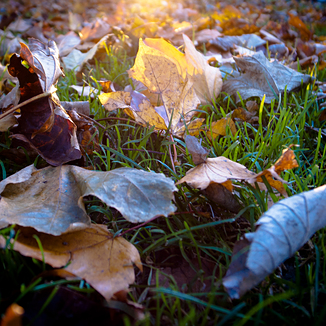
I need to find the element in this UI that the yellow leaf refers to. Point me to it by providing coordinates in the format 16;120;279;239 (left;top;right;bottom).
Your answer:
208;117;237;140
99;91;132;111
128;38;200;132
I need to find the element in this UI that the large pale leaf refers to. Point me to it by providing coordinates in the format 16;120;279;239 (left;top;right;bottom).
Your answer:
222;51;312;103
0;165;176;235
0;224;142;301
183;34;223;103
223;185;326;299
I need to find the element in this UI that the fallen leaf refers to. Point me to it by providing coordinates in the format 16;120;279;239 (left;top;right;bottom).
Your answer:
0;164;177;235
7;18;32;33
183;34;223;104
128;38;200;130
61;101;90;116
176;156;256;190
7;40;81;166
79;18;111;42
177;139;297;196
222;51;312;103
288;12;312;41
62;35;109;72
0;224;142;301
223;184;326;299
56;31;81;57
185;134;209;165
208;117;237;139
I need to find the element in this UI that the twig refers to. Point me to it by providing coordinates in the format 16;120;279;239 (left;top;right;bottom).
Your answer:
0;91;53;121
112;147;164;155
78;112;106;130
118;211;209;237
118;215;162;237
96;116;145;127
168;142;176;173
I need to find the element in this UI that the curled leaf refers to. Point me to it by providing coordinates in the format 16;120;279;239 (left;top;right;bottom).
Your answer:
223;185;326;299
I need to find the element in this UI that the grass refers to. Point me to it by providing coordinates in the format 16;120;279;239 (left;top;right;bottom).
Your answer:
1;38;326;325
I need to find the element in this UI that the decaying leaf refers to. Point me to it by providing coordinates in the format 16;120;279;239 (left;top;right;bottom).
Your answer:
185;134;209;165
223;184;326;299
7;39;81;166
0;224;142;301
222;51;312;103
0;164;177;235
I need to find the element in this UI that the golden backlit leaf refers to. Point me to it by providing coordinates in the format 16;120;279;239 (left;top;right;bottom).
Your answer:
0;225;142;301
183;34;223;104
253;147;299;196
126;38;200;134
99;91;132;111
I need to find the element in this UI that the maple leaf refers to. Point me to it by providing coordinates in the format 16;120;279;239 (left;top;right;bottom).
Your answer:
127;38;200;132
0;164;177;235
0;224;142;301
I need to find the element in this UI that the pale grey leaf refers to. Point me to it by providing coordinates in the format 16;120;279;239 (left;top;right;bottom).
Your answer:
222;51;312;103
223;185;326;299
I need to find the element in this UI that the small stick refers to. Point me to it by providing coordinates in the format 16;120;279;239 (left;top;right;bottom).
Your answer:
0;91;53;121
96;116;144;127
168;142;176;173
78;112;106;130
112;147;164;155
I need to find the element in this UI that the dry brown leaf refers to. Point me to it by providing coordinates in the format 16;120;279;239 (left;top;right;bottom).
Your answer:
177;138;298;197
0;225;142;301
253;147;299;196
176;156;257;190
